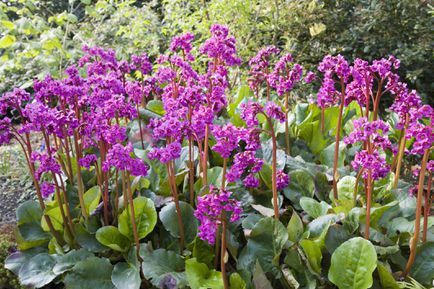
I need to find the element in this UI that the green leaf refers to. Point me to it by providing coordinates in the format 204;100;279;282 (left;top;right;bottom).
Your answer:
333;176;357;201
329;237;377;289
410;242;434;286
185;258;223;289
96;226;131;252
252;261;273;289
159;201;198;244
300;197;330;218
1;20;14;30
64;257;115;289
16;201;50;248
53;249;93;274
240;217;288;276
320;141;346;168
118;196;157;240
325;225;353;254
18;253;56;288
283;169;315;206
300;239;322;274
146;100;165;115
191;237;215;267
83;186;101;214
377;262;400;289
287;211;304;243
140;247;186;287
309;22;326;37
230;273;246;289
74;223;107;253
111;262;141;289
0;34;16;48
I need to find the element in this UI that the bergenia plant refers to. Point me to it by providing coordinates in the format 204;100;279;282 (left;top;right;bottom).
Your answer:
1;24;433;289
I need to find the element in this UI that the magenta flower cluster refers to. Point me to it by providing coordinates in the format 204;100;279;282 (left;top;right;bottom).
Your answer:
194;186;242;245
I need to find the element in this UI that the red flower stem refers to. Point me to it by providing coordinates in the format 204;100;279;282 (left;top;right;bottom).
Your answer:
320;107;325;134
354;168;364;206
265;115;279;219
126;171;141;259
98;141;110;225
284;92;291;155
221;158;227;190
393;115;409;189
73;130;88;219
365;169;373;239
372;78;384;121
188;107;195;205
203;124;210;186
41;130;74;241
332;85;345;200
404;148;430;277
136;104;145;150
221;212;229;289
21;133;65;246
422;172;432;243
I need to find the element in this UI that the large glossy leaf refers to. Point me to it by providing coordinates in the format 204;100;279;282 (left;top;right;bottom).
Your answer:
283;169;315;206
377;262;400;289
230;273;246;289
74;223;107;253
53;249;93;274
16;200;50;248
239;217;288;276
252;261;273;289
320;141;346;168
111;262;141;289
300;197;330;218
329;237;377;289
300;239;322;274
140;247;186;287
159;201;198;244
18;253;57;288
185;258;223;289
96;226;131;252
287;211;304;243
333;175;357;201
83;186;102;214
118;196;157;240
64;257;115;289
410;242;434;286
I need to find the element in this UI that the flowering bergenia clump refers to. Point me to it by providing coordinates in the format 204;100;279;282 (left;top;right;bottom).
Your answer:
344;118;392;180
2;22;434;289
194;186;242;245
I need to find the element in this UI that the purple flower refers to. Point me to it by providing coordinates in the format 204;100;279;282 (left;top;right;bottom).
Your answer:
200;24;241;67
0;88;30;114
40;182;55;199
351;150;390;180
276;170;289;190
406;122;433;155
344;117;392;151
148;141;182;164
170;32;195;62
103;143;148;176
265;102;286;123
248;46;280;91
31;152;62;180
317;75;338;108
227;151;263;188
240;102;263;127
211;124;246;158
268;54;303;96
79;154;97;169
131;53;152;75
304;71;316;84
194;186;242;245
0;117;12;145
